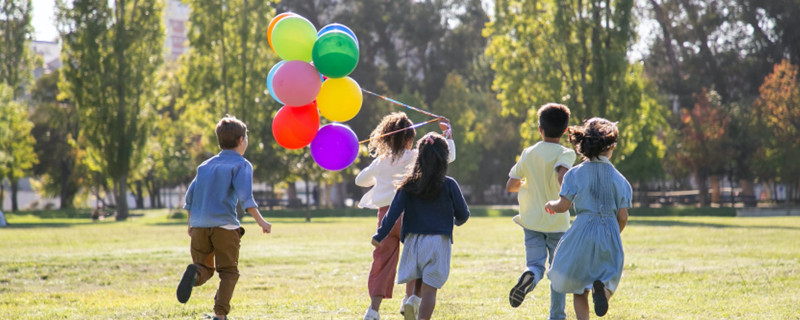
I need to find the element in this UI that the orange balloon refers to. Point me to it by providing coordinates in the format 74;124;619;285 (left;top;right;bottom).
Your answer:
268;12;298;53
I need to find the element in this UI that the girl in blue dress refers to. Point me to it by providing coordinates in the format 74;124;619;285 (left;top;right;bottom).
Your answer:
544;118;631;319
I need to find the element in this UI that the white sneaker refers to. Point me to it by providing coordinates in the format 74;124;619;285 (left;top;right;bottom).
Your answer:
363;307;380;320
402;295;421;320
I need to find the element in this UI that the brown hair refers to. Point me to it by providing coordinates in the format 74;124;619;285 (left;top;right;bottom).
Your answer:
399;132;450;200
567;117;618;160
537;103;571;138
215;115;248;149
368;112;415;162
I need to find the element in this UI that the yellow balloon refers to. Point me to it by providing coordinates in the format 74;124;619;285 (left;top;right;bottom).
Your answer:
317;77;363;122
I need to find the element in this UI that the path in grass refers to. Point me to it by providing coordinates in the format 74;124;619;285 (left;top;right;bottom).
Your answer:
2;212;799;319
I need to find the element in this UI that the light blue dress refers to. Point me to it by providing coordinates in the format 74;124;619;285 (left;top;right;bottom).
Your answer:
547;156;632;294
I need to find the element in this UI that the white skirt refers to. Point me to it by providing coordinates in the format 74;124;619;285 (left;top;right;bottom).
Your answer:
397;233;452;289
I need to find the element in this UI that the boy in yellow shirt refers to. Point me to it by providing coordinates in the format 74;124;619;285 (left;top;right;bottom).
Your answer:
506;103;576;320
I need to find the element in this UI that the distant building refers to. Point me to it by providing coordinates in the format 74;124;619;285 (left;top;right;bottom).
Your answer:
30;40;61;79
164;0;190;61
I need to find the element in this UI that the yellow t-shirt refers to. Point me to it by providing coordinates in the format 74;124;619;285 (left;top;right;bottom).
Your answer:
508;141;576;232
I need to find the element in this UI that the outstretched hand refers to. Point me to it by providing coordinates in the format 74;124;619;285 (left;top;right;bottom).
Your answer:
438;117;452;138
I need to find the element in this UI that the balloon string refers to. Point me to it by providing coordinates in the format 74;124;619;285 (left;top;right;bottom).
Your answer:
359;118;438;144
361;88;443;118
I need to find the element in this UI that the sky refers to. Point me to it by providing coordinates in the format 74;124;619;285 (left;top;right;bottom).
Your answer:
32;0;58;41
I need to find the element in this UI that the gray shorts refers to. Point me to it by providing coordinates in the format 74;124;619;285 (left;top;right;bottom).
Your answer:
397;234;452;289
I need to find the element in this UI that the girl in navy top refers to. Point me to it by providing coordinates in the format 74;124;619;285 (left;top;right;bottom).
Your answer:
372;132;470;320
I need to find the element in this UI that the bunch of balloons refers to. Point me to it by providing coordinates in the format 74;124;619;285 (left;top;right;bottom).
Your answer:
267;13;362;171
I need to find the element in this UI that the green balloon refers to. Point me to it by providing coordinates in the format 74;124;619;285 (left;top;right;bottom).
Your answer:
272;16;317;62
312;31;359;78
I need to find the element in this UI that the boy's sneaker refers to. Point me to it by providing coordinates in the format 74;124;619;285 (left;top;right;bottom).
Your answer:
176;264;198;303
592;280;609;317
363;307;380;320
402;295;421;320
509;270;536;308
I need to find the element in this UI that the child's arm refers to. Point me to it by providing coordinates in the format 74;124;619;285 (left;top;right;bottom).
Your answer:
556;166;569;185
506;178;522;193
186;210;192;237
372;191;405;246
545;196;572;214
617;208;628;233
440;117;457;163
246;207;272;234
451;180;470;226
355;159;378;187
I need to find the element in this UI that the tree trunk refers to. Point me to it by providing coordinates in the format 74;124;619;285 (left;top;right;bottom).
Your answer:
739;179;755;207
304;177;311;222
697;170;709;207
0;181;4;210
60;159;73;209
710;175;721;204
10;177;19;212
287;182;298;208
115;175;130;221
135;180;144;209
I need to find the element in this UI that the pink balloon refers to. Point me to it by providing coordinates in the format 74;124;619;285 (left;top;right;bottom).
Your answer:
272;60;322;106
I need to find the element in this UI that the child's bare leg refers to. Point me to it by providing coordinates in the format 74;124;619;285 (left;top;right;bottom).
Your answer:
574;291;590;320
406;279;417;297
370;295;383;311
418;282;438;320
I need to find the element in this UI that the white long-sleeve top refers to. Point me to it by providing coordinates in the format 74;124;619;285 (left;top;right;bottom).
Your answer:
355;139;456;209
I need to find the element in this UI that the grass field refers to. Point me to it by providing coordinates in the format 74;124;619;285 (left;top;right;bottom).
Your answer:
1;209;798;319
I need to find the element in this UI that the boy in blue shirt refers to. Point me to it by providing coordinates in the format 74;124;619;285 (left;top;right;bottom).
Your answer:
177;116;272;320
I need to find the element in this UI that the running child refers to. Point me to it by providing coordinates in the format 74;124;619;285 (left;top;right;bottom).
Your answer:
506;103;576;320
371;132;469;320
356;112;455;320
545;117;630;319
177;116;272;320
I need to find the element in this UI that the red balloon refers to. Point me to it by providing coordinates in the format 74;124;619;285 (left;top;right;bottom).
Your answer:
272;102;320;149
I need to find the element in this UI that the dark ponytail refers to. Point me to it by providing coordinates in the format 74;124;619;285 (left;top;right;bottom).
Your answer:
568;117;619;160
399;132;449;200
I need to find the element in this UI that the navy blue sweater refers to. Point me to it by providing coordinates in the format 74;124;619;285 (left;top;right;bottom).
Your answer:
373;176;470;243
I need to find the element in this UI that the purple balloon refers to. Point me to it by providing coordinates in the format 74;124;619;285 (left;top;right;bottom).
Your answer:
272;60;322;106
310;123;359;171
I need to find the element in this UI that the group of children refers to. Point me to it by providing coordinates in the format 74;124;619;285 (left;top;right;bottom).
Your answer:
175;102;630;320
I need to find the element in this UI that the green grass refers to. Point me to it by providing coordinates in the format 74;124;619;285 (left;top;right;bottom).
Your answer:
2;209;799;319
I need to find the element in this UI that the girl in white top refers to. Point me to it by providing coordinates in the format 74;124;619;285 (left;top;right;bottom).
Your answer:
358;112;455;320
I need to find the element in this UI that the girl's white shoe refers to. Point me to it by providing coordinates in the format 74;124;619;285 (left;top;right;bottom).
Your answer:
402;295;421;320
363;307;380;320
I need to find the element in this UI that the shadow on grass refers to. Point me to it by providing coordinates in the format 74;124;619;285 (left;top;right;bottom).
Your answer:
628;219;800;230
3;221;98;228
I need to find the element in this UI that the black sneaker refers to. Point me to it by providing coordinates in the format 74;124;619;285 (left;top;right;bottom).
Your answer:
592;280;608;317
509;270;535;308
177;264;198;303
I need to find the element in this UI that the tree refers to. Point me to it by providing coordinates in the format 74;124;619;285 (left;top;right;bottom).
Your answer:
485;0;668;204
179;0;286;202
1;0;35;211
671;89;731;206
0;84;38;211
753;60;800;204
30;72;83;209
58;0;164;220
0;0;33;99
